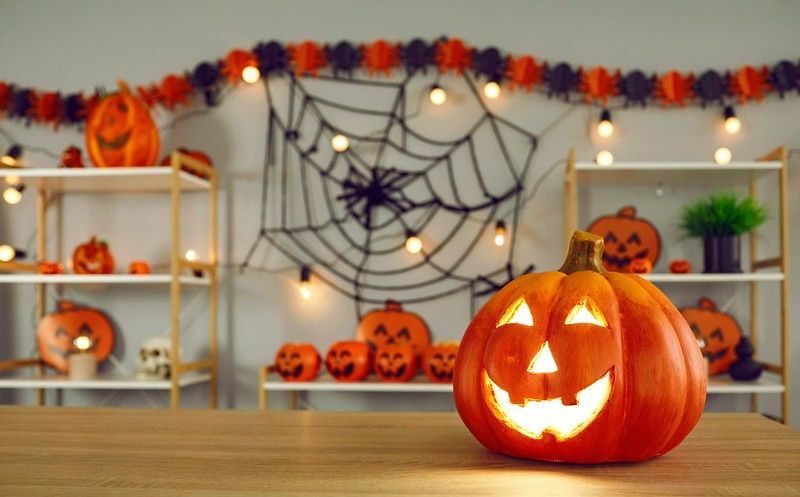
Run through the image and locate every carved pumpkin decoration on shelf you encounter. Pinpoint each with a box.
[587,206,661,272]
[454,231,706,464]
[85,81,160,167]
[59,146,84,168]
[669,259,692,274]
[423,341,459,383]
[38,261,63,275]
[36,300,115,373]
[627,257,653,274]
[128,260,151,275]
[325,341,372,382]
[681,297,742,375]
[375,344,417,382]
[274,343,320,382]
[159,148,214,179]
[72,236,115,275]
[355,300,431,356]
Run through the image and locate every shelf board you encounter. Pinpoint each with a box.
[574,161,781,185]
[641,273,784,283]
[0,372,210,390]
[0,273,210,285]
[707,374,784,394]
[263,373,453,393]
[0,167,209,193]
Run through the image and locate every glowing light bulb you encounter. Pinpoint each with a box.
[596,150,614,166]
[494,220,506,247]
[429,86,447,106]
[0,244,15,262]
[483,81,501,99]
[73,335,93,352]
[4,175,20,186]
[405,233,423,254]
[299,266,312,300]
[714,147,732,165]
[3,186,22,204]
[597,109,614,138]
[723,106,741,134]
[241,65,261,84]
[184,249,198,261]
[331,134,349,152]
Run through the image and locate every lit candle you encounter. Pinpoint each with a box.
[68,335,97,380]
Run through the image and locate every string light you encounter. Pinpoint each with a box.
[597,109,614,138]
[299,266,312,300]
[595,150,614,166]
[714,147,732,165]
[331,134,349,152]
[0,244,25,262]
[429,85,447,106]
[241,65,261,84]
[483,81,501,99]
[723,106,741,134]
[0,144,23,167]
[73,335,93,352]
[184,249,197,261]
[494,220,507,247]
[404,231,423,254]
[4,175,20,186]
[3,184,24,204]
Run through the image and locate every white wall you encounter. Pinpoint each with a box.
[0,0,798,423]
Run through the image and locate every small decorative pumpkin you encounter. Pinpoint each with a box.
[325,341,372,382]
[72,236,114,274]
[38,261,63,275]
[587,206,661,272]
[159,148,214,179]
[274,343,320,382]
[128,260,151,275]
[627,257,653,274]
[36,300,115,373]
[374,344,417,382]
[59,146,84,168]
[669,259,692,274]
[85,81,159,167]
[355,300,431,356]
[681,297,742,375]
[454,231,706,463]
[423,341,459,383]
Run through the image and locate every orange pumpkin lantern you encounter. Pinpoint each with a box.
[681,297,742,375]
[36,300,115,373]
[355,300,431,356]
[72,236,114,274]
[274,343,320,382]
[59,146,84,168]
[423,341,459,383]
[587,205,661,272]
[627,257,653,274]
[325,341,372,382]
[159,148,214,179]
[85,81,160,167]
[374,344,417,382]
[454,231,706,463]
[669,259,692,274]
[38,261,63,275]
[128,260,151,275]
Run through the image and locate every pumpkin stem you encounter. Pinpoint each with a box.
[385,299,403,311]
[558,231,606,275]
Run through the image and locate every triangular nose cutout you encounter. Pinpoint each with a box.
[527,341,558,374]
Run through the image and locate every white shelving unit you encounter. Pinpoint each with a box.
[0,274,209,285]
[0,372,211,390]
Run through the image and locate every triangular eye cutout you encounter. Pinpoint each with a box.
[496,297,534,328]
[564,298,608,327]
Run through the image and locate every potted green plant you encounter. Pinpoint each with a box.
[679,192,768,273]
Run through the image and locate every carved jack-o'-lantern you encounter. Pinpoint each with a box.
[274,343,320,382]
[375,344,417,382]
[36,301,115,373]
[669,259,692,274]
[423,341,459,383]
[587,206,661,272]
[85,81,160,167]
[72,236,115,274]
[681,297,742,375]
[325,341,372,382]
[356,300,431,356]
[454,231,706,463]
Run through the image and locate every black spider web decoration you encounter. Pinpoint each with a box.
[241,69,540,317]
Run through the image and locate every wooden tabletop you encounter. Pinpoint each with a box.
[0,408,798,496]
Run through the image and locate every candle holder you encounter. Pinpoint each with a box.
[68,334,97,380]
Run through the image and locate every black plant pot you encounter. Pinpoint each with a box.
[703,235,742,273]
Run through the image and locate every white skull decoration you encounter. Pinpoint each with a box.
[136,336,174,380]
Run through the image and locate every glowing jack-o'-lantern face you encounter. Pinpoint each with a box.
[454,231,706,464]
[274,343,320,382]
[325,341,372,382]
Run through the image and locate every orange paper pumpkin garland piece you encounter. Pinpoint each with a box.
[423,341,459,383]
[374,344,417,382]
[325,341,372,382]
[681,297,742,375]
[454,231,706,464]
[355,300,431,355]
[36,301,115,373]
[274,343,320,382]
[587,206,661,272]
[85,81,160,167]
[72,236,115,274]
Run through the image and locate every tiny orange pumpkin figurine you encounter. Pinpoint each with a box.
[72,236,115,274]
[627,257,653,274]
[85,81,160,167]
[159,148,214,179]
[59,146,84,168]
[374,344,417,382]
[128,260,151,275]
[325,341,372,382]
[274,343,320,382]
[423,341,459,383]
[38,261,63,275]
[355,300,431,356]
[587,205,661,272]
[669,259,692,274]
[681,297,742,375]
[36,300,115,373]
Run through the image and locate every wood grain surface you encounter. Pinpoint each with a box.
[0,407,798,496]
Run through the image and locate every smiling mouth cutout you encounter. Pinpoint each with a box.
[97,130,132,150]
[483,368,613,440]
